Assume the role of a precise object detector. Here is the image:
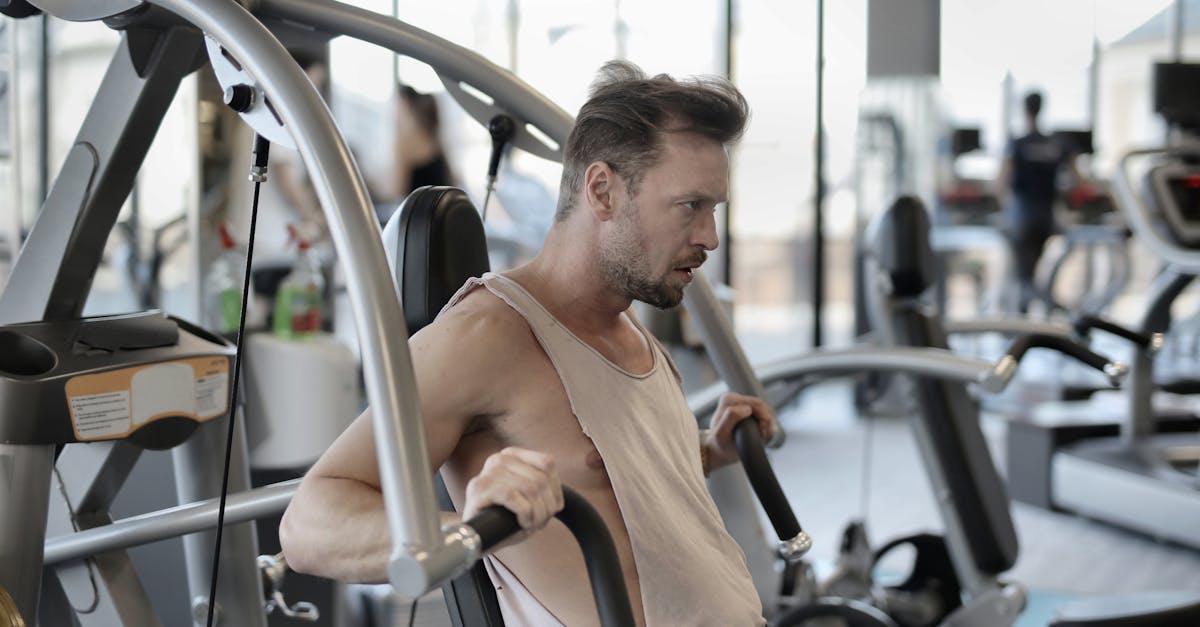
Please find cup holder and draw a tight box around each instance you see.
[0,330,57,376]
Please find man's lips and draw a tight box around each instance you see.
[673,267,696,282]
[672,255,705,282]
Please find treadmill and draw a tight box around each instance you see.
[1027,62,1200,548]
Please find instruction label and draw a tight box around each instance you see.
[64,357,231,441]
[69,391,132,438]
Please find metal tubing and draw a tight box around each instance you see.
[1114,147,1200,274]
[812,0,825,348]
[688,346,998,418]
[1126,270,1194,442]
[149,0,452,591]
[255,0,573,157]
[0,28,200,623]
[172,410,264,626]
[5,28,204,321]
[944,318,1073,339]
[757,347,997,389]
[682,269,769,401]
[44,480,298,566]
[54,441,143,516]
[0,444,54,622]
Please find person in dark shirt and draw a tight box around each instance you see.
[995,91,1083,313]
[391,84,456,200]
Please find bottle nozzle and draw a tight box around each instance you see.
[218,223,237,250]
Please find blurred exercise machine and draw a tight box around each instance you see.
[1009,62,1200,550]
[864,195,1200,626]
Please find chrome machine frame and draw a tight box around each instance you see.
[1,0,576,624]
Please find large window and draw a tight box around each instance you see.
[730,0,867,357]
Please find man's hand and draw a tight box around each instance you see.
[704,393,777,473]
[462,447,565,537]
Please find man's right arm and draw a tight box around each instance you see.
[279,298,563,583]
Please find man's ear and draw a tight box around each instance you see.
[583,161,620,221]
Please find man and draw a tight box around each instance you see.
[281,61,775,626]
[995,91,1082,313]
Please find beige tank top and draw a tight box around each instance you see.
[443,272,764,626]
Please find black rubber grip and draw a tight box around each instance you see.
[465,487,635,627]
[467,504,520,552]
[734,420,803,541]
[1072,315,1156,349]
[1004,333,1111,374]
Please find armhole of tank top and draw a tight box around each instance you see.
[476,279,590,436]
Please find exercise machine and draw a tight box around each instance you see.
[0,2,810,624]
[861,194,1200,626]
[0,1,621,625]
[1008,62,1200,549]
[1037,131,1132,316]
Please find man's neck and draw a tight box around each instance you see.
[509,227,633,336]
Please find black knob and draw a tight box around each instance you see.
[223,84,256,113]
[0,0,42,18]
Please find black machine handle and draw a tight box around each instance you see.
[734,421,812,562]
[486,114,517,179]
[465,487,635,627]
[1003,333,1127,385]
[1072,314,1162,352]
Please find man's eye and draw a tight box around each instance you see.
[682,200,701,211]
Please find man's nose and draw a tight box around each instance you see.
[693,209,719,251]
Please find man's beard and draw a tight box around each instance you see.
[598,200,703,309]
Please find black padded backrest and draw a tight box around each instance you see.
[871,195,1019,575]
[382,186,502,626]
[866,195,940,298]
[384,185,491,335]
[890,304,1019,575]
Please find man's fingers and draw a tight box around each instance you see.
[500,489,537,528]
[716,403,754,433]
[721,395,778,440]
[501,447,557,474]
[467,448,563,533]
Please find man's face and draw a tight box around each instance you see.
[598,131,727,309]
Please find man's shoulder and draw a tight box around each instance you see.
[413,285,535,360]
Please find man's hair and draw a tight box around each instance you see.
[1024,91,1043,118]
[555,60,749,221]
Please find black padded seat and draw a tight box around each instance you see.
[381,186,504,626]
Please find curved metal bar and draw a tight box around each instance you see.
[255,0,573,161]
[682,269,771,409]
[945,318,1074,339]
[689,346,1000,418]
[44,480,299,566]
[149,0,459,595]
[1114,146,1200,274]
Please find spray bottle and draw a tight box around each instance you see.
[273,225,325,339]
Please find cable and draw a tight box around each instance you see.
[205,133,270,627]
[480,114,516,221]
[408,597,418,627]
[859,404,875,522]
